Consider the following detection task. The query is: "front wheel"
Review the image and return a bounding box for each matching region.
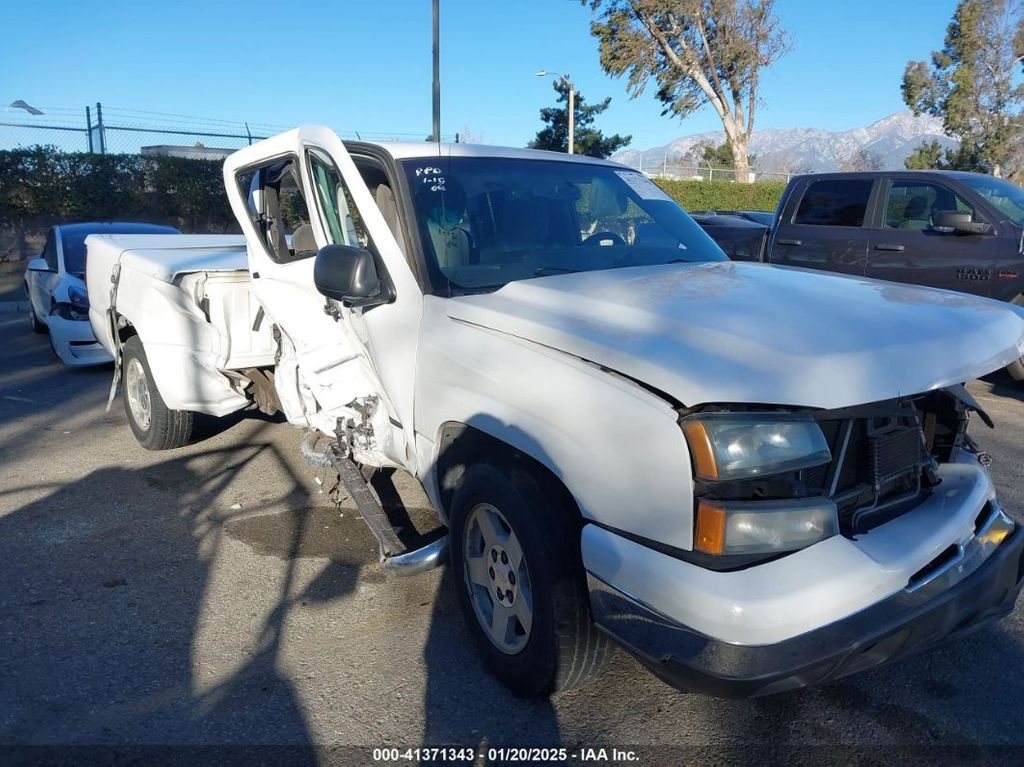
[27,297,46,334]
[449,461,610,697]
[121,336,194,450]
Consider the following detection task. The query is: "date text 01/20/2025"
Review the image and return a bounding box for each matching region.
[371,747,640,762]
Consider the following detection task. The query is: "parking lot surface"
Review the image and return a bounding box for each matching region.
[2,312,1024,761]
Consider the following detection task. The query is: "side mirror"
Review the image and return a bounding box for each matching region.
[313,244,385,307]
[27,257,51,272]
[931,210,993,236]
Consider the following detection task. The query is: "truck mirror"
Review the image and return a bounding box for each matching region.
[313,244,385,308]
[931,210,993,236]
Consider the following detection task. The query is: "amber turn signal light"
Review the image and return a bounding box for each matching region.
[694,500,727,555]
[681,420,718,480]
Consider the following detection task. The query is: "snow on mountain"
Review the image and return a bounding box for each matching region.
[612,110,957,175]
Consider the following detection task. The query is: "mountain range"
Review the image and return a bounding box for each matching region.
[612,110,957,175]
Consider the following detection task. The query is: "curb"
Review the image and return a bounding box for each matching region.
[0,301,30,314]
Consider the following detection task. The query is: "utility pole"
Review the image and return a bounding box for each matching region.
[432,0,441,143]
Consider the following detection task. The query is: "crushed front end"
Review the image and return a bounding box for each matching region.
[583,387,1024,698]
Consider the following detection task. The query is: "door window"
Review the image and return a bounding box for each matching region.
[307,148,374,251]
[42,230,58,271]
[883,181,973,230]
[238,158,314,263]
[793,179,873,227]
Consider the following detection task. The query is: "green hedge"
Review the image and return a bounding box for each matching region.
[0,146,237,258]
[654,178,786,213]
[1,146,788,259]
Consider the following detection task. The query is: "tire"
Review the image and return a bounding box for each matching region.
[27,297,46,334]
[1007,296,1024,382]
[121,336,194,450]
[449,461,611,697]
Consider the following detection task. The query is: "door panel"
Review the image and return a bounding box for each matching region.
[29,230,60,319]
[867,179,995,296]
[769,178,873,276]
[223,127,423,469]
[991,231,1024,302]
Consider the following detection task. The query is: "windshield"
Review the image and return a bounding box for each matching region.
[61,224,179,275]
[961,175,1024,226]
[400,157,726,294]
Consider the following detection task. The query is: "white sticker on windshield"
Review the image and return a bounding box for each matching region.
[615,171,672,201]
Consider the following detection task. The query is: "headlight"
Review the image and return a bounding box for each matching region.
[694,498,839,555]
[681,414,831,481]
[52,302,89,321]
[68,285,89,310]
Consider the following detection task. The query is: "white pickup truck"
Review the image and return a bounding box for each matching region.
[86,126,1024,698]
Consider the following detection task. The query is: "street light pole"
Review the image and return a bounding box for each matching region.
[432,0,441,143]
[567,84,575,155]
[536,71,574,154]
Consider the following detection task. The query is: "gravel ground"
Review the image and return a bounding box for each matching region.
[2,311,1024,764]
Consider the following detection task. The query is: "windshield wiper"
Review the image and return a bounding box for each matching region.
[534,266,580,276]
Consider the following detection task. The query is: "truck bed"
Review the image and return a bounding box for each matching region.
[85,234,249,284]
[85,234,276,416]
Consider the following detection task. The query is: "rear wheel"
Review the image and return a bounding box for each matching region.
[122,336,193,450]
[1008,296,1024,382]
[449,461,611,697]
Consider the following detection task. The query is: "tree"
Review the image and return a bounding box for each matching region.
[584,0,788,181]
[904,139,949,170]
[840,148,883,172]
[901,0,1024,177]
[697,140,755,168]
[529,80,631,158]
[456,124,486,144]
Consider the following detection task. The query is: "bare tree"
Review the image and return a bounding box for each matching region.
[840,148,883,172]
[457,124,487,144]
[584,0,789,181]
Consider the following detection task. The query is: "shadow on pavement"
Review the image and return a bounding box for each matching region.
[420,569,562,755]
[0,436,360,755]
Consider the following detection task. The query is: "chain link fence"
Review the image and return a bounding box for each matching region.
[1,103,461,260]
[618,153,798,184]
[1,103,457,159]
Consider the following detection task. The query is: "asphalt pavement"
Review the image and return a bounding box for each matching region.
[2,311,1024,763]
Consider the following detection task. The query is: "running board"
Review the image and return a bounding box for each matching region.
[328,449,448,576]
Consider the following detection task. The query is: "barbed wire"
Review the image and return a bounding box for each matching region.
[0,103,457,157]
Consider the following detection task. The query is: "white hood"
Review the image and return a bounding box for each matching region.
[447,262,1024,410]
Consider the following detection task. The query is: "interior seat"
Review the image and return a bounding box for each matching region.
[374,184,408,255]
[291,223,317,257]
[898,195,931,230]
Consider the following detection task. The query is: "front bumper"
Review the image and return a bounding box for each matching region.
[588,505,1024,699]
[48,315,113,367]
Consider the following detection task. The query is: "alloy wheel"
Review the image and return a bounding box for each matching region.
[125,357,152,431]
[462,502,533,654]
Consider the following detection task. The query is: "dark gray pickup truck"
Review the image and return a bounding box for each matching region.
[698,170,1024,379]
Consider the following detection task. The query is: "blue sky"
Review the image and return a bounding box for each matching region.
[1,0,961,151]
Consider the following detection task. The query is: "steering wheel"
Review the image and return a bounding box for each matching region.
[582,231,626,247]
